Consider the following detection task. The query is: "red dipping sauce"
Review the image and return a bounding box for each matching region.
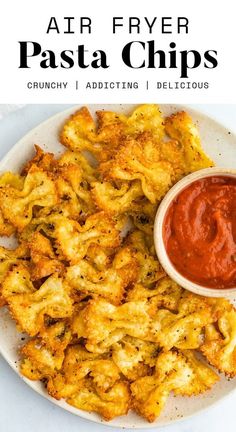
[163,176,236,289]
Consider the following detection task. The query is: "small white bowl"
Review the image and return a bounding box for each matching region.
[154,167,236,298]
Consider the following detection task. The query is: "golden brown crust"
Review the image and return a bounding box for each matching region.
[21,145,56,175]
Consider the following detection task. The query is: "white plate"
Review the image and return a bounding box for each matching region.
[0,105,236,429]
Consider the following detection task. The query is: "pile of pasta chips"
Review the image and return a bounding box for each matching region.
[0,104,236,422]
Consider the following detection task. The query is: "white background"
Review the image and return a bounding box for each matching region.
[0,0,236,103]
[0,104,235,432]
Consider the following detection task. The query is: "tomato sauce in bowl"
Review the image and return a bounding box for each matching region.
[163,176,236,289]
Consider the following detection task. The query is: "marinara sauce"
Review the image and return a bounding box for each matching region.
[163,176,236,289]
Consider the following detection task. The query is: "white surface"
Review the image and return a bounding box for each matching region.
[0,104,235,432]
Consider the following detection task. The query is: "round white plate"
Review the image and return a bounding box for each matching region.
[0,105,236,429]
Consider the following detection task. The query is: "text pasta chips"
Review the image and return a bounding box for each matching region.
[0,104,235,422]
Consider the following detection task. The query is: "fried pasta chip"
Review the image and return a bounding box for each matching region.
[96,104,164,160]
[60,107,103,156]
[201,309,236,377]
[174,350,219,396]
[94,110,127,153]
[0,210,15,236]
[39,319,72,353]
[63,346,121,390]
[165,111,214,172]
[66,247,137,305]
[21,145,56,175]
[84,244,113,271]
[76,298,151,353]
[129,200,157,236]
[60,106,128,163]
[36,212,120,263]
[67,378,131,420]
[0,166,57,231]
[99,133,178,204]
[57,164,96,214]
[125,104,164,139]
[2,264,35,300]
[3,268,73,336]
[60,104,164,164]
[131,350,218,422]
[0,172,25,235]
[21,338,65,380]
[127,277,183,314]
[58,150,97,182]
[91,180,143,214]
[46,344,125,407]
[112,336,159,380]
[0,171,24,189]
[149,290,215,349]
[126,230,164,287]
[43,176,83,219]
[151,306,213,350]
[22,148,96,220]
[0,245,29,306]
[46,346,131,420]
[28,232,64,280]
[47,372,83,400]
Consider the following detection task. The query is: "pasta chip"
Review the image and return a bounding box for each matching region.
[39,319,71,353]
[112,336,159,380]
[66,246,137,305]
[21,145,56,175]
[127,277,183,314]
[21,338,65,380]
[63,346,120,390]
[126,230,164,287]
[131,350,218,422]
[58,150,96,182]
[60,104,163,165]
[67,378,130,420]
[0,245,29,306]
[28,232,64,280]
[165,111,214,172]
[151,307,212,350]
[0,166,57,231]
[3,270,73,336]
[99,133,177,204]
[91,180,143,214]
[36,212,120,263]
[201,309,236,377]
[78,298,150,353]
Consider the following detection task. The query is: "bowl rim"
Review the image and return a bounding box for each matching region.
[154,167,236,298]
